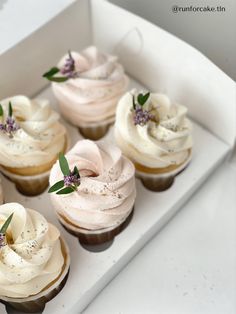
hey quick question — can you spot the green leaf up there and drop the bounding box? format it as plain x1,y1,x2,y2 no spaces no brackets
43,67,68,82
68,50,72,59
56,187,75,195
8,102,13,117
45,76,69,82
0,104,3,116
137,92,150,106
0,213,14,234
73,166,80,177
43,67,60,78
48,180,64,193
132,95,136,110
59,153,70,176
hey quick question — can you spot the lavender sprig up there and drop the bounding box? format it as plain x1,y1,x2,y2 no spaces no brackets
0,213,14,248
48,153,80,195
0,102,20,138
132,92,154,126
133,107,154,126
60,51,77,78
43,50,78,82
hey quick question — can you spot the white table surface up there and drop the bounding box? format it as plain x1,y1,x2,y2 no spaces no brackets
83,158,236,314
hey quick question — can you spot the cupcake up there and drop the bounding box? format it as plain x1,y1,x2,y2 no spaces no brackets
115,90,193,191
0,203,70,313
49,140,136,246
0,178,3,204
43,46,129,140
0,96,67,196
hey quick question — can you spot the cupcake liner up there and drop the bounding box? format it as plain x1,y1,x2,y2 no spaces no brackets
136,151,192,192
58,101,115,140
0,134,71,197
57,207,134,245
0,237,70,313
0,166,50,196
78,119,114,140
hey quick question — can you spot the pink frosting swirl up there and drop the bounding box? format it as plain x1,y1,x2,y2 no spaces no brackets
52,46,129,126
49,140,136,230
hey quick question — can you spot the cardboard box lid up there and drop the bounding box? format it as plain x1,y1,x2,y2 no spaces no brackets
0,0,235,147
92,0,236,148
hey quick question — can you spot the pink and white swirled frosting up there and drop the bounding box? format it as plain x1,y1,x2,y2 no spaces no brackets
49,140,136,230
52,46,129,126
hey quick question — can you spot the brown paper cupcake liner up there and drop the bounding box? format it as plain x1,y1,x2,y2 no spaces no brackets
57,207,134,245
0,134,71,196
0,237,70,313
0,166,50,196
136,151,192,192
78,117,115,140
78,122,113,140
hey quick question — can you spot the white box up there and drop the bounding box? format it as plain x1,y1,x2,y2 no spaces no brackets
0,1,235,313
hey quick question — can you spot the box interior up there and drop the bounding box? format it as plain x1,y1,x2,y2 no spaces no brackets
0,1,235,313
0,0,235,147
2,78,230,314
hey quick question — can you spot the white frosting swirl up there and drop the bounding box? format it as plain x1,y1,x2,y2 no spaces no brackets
0,96,66,168
115,91,193,168
49,140,136,230
52,46,129,126
0,203,64,298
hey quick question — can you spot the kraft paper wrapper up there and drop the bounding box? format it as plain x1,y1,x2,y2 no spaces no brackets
0,237,70,313
56,207,134,245
136,151,192,192
58,100,115,140
78,118,114,140
0,134,70,196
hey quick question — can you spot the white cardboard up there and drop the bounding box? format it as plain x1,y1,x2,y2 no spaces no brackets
0,1,234,313
2,79,230,314
0,0,91,100
92,0,236,147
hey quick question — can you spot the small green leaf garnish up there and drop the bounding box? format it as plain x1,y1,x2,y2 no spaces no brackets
48,153,81,195
59,153,70,176
48,180,64,193
8,102,13,117
43,67,68,82
73,166,80,177
132,95,136,110
137,92,150,106
56,187,75,195
0,104,3,117
43,67,59,78
0,213,14,234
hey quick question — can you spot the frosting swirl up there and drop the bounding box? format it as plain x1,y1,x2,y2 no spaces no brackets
49,140,136,230
0,203,64,298
115,91,193,168
52,46,129,126
0,96,66,168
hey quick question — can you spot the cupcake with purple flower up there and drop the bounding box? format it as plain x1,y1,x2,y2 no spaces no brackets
0,96,67,196
43,46,129,140
115,90,193,191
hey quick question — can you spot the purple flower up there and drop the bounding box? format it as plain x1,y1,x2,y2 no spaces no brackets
60,52,78,78
133,107,154,126
64,171,80,187
0,116,19,138
0,233,6,248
